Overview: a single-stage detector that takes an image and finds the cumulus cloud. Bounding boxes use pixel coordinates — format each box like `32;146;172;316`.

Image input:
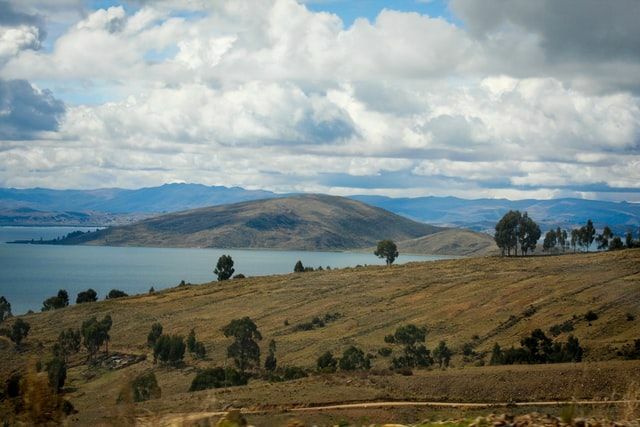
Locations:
0;0;638;201
0;79;66;139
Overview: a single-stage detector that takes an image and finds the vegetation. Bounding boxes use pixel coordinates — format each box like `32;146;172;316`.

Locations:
189;367;247;391
81;315;112;360
264;339;277;372
106;289;128;299
53;328;81;362
293;312;341;331
490;329;583;365
153;334;186;366
187;328;207;359
374;239;399;265
41;289;69;311
585;310;599;322
387;324;433;369
433;340;453;368
46;356;67;393
0;295;11;323
223;317;262;373
316;350;338;373
147;322;163;347
124;371;161;402
494;211;541;256
339;346;370;371
214;254;235;281
76;288;97;304
10;318;31;347
294;260;305;273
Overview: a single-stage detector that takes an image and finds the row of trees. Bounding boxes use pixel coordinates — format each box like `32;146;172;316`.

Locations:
490;329;583;365
41;288;129;312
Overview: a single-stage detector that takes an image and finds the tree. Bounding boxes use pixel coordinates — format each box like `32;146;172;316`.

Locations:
153;335;186;366
610;236;624;251
147;323;163;347
214;255;235;281
46;357;67;393
53;328;81;362
264;339;277;372
520;329;553;363
432;341;452;368
106;289;128;299
189;367;247;391
556;227;566;252
570;229;579;253
42;289;69;311
518;212;541;255
76;289;97;304
293;260;305;273
489;343;503;365
596;226;613;250
494;210;520;256
187;329;197;353
81;315;112;360
222;317;262;374
542;230;557;252
626;232;634;248
339;346;370;371
317;351;337;373
582;219;596;252
10;318;30;347
0;296;11;323
374;240;399;265
389;324;432;369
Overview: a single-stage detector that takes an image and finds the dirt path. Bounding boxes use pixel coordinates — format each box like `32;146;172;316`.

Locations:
138;399;640;426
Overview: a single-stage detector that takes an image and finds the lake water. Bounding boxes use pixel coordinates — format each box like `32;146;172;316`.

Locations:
0;226;450;315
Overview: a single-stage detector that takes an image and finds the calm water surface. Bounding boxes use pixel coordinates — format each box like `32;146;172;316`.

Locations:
0;226;451;314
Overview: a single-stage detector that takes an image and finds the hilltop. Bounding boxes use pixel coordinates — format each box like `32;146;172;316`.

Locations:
54;194;451;252
1;250;639;424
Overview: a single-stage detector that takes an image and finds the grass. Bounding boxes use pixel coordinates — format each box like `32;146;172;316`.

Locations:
1;249;639;425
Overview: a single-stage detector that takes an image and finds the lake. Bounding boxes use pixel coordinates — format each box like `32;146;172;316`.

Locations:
0;226;451;315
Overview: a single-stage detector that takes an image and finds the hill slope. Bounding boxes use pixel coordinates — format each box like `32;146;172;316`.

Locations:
1;250;639;424
397;228;498;256
63;194;443;251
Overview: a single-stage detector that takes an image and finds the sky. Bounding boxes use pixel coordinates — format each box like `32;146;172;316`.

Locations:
0;0;639;201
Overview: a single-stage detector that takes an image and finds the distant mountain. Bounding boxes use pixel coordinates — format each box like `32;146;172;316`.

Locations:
350;195;640;235
0;207;148;227
0;183;277;213
55;194;452;252
396;229;498;257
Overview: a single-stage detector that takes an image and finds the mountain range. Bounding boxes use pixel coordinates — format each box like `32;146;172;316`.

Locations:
1;183;639;235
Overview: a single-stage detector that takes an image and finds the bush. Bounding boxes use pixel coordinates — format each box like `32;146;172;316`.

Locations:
339;346;370;371
549;320;575;337
153;335;185;366
125;371;161;402
106;289;128;299
76;289;97;304
378;347;392;357
233;274;246;279
10;318;30;347
294;260;305;273
282;366;307;381
0;296;11;323
46;357;67;393
42;290;69;311
189;367;247;391
585;310;598;322
193;341;206;359
147;323;163;347
317;351;337;373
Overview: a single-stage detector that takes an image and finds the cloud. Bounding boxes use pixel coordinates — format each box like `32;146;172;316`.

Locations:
0;0;638;202
0;79;66;139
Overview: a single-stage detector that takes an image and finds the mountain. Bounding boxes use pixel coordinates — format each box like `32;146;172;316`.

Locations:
0;207;149;227
54;194;452;252
350;195;640;235
396;228;498;256
0;183;277;213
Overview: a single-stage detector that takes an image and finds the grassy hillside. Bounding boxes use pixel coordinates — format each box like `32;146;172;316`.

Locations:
62;194;444;251
395;229;498;256
1;250;639;424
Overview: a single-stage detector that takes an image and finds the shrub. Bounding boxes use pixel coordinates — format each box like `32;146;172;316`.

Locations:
0;296;11;323
10;318;30;347
317;351;337;373
585;311;598;322
129;371;161;402
264;339;277;372
189;367;247;391
282;366;307;381
433;341;452;368
53;328;81;362
42;290;69;311
76;289;97;304
233;274;246;279
627;313;636;322
462;342;475;357
378;347;392;357
153;335;185;366
106;289;128;299
187;329;197;353
46;357;66;393
193;341;206;359
618;339;640;360
149;286;155;293
147;323;163;347
549;320;574;337
293;260;305;273
339;346;370;371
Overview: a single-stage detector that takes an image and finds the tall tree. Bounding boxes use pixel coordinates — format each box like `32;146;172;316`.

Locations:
0;296;11;323
494;210;521;256
264;339;277;372
81;315;112;360
582;219;596;252
374;240;399;265
518;212;541;255
214;255;235;281
596;226;613;250
570;229;579;253
222;317;262;374
542;230;557;252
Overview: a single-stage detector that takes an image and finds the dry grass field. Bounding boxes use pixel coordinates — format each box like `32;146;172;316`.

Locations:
1;249;639;425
